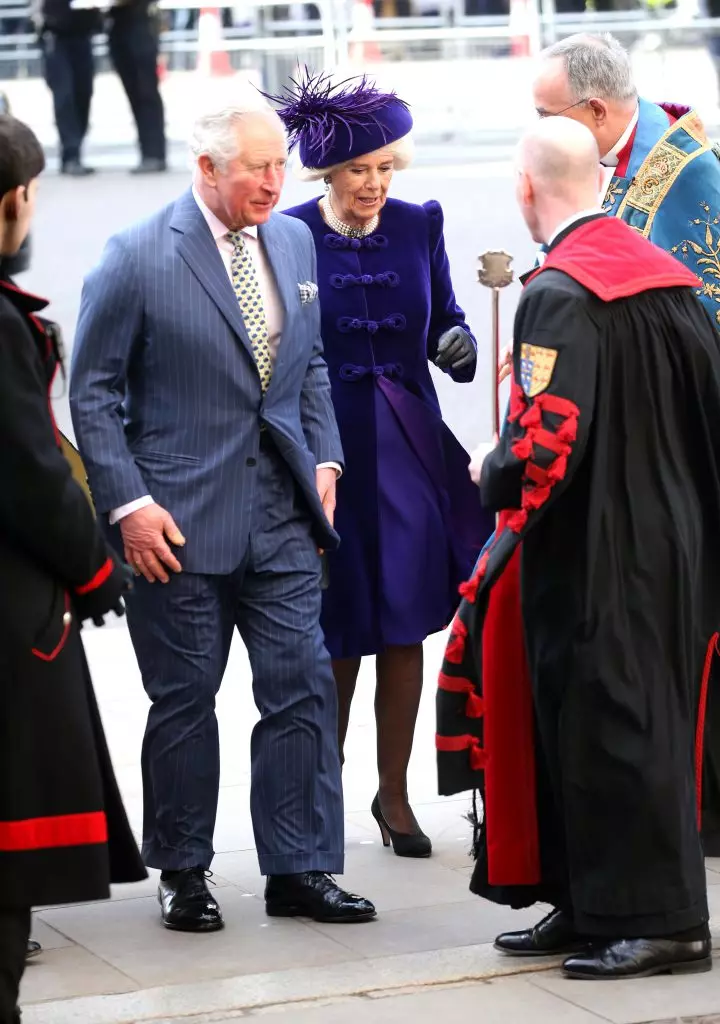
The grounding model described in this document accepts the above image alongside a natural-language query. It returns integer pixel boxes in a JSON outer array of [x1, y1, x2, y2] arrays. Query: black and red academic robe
[[436, 215, 720, 935]]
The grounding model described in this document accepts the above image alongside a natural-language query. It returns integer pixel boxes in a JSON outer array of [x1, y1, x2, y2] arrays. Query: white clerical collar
[[600, 105, 639, 167], [191, 185, 258, 240], [547, 208, 604, 248]]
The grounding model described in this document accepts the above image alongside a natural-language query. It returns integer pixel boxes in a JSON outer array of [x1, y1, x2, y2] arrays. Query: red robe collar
[[527, 217, 700, 301], [0, 275, 48, 313]]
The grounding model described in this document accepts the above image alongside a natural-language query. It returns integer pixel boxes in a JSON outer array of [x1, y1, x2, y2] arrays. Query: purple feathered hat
[[262, 68, 413, 176]]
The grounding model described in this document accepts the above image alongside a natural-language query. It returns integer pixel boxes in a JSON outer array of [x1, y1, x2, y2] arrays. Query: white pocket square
[[298, 281, 318, 304]]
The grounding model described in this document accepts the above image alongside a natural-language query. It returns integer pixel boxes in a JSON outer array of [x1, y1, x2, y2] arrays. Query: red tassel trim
[[507, 510, 528, 533], [547, 454, 568, 482], [524, 462, 550, 487], [445, 617, 468, 664], [524, 485, 552, 510], [535, 393, 579, 418], [696, 632, 719, 829], [502, 393, 581, 538], [458, 550, 490, 604], [435, 733, 488, 771], [512, 436, 534, 460], [438, 674, 485, 718], [555, 416, 578, 444], [508, 380, 527, 422], [531, 428, 572, 457], [519, 403, 542, 429], [438, 671, 474, 694]]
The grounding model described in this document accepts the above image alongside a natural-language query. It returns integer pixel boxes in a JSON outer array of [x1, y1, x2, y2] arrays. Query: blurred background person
[[34, 0, 102, 175], [106, 0, 167, 174], [273, 72, 492, 860], [0, 113, 145, 1024]]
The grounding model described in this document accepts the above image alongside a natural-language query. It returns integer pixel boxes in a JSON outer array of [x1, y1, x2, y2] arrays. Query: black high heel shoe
[[371, 793, 432, 858]]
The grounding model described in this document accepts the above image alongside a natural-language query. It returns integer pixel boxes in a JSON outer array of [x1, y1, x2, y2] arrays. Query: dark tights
[[333, 643, 424, 834]]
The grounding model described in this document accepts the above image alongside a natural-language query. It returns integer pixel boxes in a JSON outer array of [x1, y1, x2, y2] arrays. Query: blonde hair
[[292, 132, 415, 182]]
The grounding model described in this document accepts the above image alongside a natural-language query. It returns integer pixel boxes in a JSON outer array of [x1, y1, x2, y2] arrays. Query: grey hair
[[293, 132, 415, 182], [189, 99, 286, 170], [541, 33, 637, 104]]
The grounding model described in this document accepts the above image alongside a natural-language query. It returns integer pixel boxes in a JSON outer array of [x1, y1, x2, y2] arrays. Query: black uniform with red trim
[[436, 213, 720, 936], [0, 272, 146, 909]]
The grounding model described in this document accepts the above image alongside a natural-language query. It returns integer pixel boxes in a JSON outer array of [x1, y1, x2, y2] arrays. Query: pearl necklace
[[320, 195, 379, 238]]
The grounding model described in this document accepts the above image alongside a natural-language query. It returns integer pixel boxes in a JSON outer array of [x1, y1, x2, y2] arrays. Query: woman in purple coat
[[271, 72, 490, 857]]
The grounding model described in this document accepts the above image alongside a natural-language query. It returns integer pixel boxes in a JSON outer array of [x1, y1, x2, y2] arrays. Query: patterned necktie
[[228, 230, 273, 392]]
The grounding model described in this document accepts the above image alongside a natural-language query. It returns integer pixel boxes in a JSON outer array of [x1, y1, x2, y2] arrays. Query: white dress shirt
[[110, 188, 338, 525], [547, 207, 605, 248]]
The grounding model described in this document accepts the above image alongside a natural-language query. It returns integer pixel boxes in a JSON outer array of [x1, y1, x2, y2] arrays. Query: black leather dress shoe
[[265, 872, 376, 923], [495, 908, 590, 956], [61, 160, 95, 177], [131, 158, 167, 174], [158, 868, 223, 932], [563, 936, 713, 980], [26, 939, 41, 959]]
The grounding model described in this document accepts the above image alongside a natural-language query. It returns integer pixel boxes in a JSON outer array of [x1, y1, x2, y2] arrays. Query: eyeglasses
[[537, 98, 592, 119]]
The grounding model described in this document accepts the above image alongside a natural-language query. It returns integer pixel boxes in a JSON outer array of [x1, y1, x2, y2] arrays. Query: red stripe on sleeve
[[76, 557, 114, 595]]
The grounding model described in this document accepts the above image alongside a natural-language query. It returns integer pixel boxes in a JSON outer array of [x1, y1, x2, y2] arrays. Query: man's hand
[[469, 437, 499, 485], [498, 342, 513, 385], [316, 466, 337, 528], [120, 503, 185, 584], [435, 327, 475, 371]]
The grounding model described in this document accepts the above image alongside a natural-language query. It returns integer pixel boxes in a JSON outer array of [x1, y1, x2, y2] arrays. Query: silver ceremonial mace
[[478, 250, 514, 439]]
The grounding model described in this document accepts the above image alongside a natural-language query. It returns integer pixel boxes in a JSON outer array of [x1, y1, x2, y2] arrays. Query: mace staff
[[478, 250, 514, 439]]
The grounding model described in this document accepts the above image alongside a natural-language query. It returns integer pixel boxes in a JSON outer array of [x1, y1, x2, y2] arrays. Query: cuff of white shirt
[[109, 495, 155, 525], [317, 461, 342, 478]]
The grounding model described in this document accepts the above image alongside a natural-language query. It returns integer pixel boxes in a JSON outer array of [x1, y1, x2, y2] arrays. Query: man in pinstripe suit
[[69, 99, 376, 932]]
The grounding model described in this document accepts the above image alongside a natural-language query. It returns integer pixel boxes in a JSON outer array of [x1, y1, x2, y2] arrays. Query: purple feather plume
[[260, 67, 409, 161]]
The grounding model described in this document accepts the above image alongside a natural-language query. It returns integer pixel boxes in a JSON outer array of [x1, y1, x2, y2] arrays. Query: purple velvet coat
[[282, 196, 492, 658]]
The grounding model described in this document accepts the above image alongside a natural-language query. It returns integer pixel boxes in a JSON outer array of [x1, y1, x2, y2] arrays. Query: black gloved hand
[[434, 327, 476, 371], [74, 559, 134, 628]]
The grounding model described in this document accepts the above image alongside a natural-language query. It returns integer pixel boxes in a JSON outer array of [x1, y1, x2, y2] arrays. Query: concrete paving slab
[[529, 964, 720, 1024], [19, 945, 140, 1005], [236, 976, 610, 1023], [304, 900, 543, 959], [33, 889, 356, 992], [19, 942, 563, 1024]]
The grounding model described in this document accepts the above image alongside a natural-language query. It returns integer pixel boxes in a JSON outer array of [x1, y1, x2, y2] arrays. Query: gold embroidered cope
[[228, 230, 273, 392]]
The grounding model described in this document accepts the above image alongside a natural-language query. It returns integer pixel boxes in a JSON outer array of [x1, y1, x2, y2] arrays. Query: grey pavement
[[16, 156, 720, 1024]]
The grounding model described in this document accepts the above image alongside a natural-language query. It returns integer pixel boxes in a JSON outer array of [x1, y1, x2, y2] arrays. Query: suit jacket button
[[63, 610, 72, 626], [246, 457, 257, 467]]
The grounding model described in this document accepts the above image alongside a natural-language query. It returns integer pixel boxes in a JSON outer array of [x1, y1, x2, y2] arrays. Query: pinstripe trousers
[[124, 439, 345, 875]]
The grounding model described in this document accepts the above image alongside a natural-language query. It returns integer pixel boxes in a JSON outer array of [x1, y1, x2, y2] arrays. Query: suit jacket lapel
[[170, 189, 255, 362], [258, 216, 295, 381]]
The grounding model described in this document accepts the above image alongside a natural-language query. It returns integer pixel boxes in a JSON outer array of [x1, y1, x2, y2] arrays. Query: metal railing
[[0, 0, 716, 79]]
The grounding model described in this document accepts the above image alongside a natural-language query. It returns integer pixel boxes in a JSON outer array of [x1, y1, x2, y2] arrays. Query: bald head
[[519, 116, 600, 195], [515, 117, 603, 244]]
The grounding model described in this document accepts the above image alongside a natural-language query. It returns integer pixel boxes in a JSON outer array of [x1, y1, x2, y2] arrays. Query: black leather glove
[[434, 327, 475, 371], [74, 558, 134, 628]]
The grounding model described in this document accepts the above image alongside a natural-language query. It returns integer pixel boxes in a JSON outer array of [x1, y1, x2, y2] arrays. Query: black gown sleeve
[[480, 279, 600, 524], [0, 305, 125, 612]]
